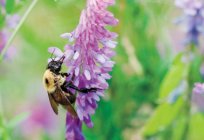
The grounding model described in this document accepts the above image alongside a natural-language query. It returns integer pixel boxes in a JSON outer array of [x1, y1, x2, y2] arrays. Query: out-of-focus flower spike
[[193, 83, 204, 94], [6, 14, 20, 29], [192, 83, 204, 112], [175, 0, 204, 47], [0, 15, 20, 59]]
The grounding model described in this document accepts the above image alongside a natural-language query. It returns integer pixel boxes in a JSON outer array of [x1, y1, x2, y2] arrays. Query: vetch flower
[[66, 113, 84, 140], [6, 14, 20, 29], [0, 0, 21, 59], [22, 101, 57, 132], [0, 14, 20, 58], [0, 32, 7, 52], [0, 0, 5, 10], [193, 83, 204, 94], [175, 0, 203, 16], [192, 83, 204, 112], [0, 0, 6, 52], [175, 0, 204, 46], [20, 100, 58, 140], [0, 0, 5, 4], [48, 0, 118, 139]]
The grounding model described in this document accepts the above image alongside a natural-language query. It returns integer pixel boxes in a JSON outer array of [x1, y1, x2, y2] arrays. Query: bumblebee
[[43, 55, 97, 117]]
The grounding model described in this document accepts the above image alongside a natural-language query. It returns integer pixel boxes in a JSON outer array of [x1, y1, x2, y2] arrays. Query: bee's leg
[[61, 73, 70, 77], [64, 82, 98, 93], [62, 74, 100, 93], [70, 73, 75, 81]]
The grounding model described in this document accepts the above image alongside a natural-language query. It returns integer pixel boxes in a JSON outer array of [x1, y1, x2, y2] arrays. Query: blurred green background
[[1, 0, 204, 140]]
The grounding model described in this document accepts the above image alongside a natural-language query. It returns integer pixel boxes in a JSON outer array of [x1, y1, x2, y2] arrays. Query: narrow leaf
[[143, 97, 184, 136], [159, 53, 189, 101], [188, 113, 204, 140]]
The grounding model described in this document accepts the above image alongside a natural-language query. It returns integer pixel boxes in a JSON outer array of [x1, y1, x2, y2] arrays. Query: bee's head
[[47, 55, 65, 73]]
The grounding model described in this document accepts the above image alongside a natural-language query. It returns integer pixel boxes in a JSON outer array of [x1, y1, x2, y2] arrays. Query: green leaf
[[0, 17, 5, 28], [5, 0, 15, 14], [143, 96, 184, 136], [0, 115, 11, 140], [188, 113, 204, 140], [0, 9, 3, 25], [171, 113, 187, 140], [159, 53, 189, 101], [7, 112, 30, 129]]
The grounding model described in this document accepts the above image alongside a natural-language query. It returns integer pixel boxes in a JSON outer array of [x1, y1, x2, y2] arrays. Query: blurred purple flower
[[0, 0, 5, 16], [0, 0, 5, 7], [6, 14, 20, 29], [20, 100, 57, 139], [192, 83, 204, 112], [175, 0, 204, 46], [175, 0, 203, 15], [27, 102, 56, 129], [0, 32, 7, 52], [193, 83, 204, 94], [49, 0, 118, 139], [0, 0, 6, 51], [0, 14, 20, 59]]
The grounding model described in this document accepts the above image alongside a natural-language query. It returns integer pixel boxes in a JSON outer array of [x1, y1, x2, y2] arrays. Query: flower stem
[[182, 53, 193, 139], [0, 0, 38, 61]]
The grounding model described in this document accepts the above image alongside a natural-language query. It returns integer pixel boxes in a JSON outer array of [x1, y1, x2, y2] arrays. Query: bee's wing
[[66, 104, 78, 117], [48, 93, 59, 115], [57, 88, 78, 117]]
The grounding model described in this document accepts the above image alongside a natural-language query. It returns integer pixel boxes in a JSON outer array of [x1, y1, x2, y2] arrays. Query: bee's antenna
[[50, 49, 55, 61], [59, 55, 65, 63]]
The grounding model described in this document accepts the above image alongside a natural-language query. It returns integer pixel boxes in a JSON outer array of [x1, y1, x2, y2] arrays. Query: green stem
[[182, 53, 193, 140], [182, 91, 191, 140], [0, 0, 38, 61]]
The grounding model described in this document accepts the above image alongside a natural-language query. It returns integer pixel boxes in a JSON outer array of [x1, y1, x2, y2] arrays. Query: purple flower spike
[[175, 0, 204, 46], [49, 0, 118, 139], [62, 0, 118, 126], [66, 113, 84, 140]]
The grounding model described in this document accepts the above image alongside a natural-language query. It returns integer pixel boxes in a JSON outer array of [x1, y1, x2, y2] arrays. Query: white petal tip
[[73, 51, 79, 60], [60, 32, 74, 42], [84, 70, 91, 80]]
